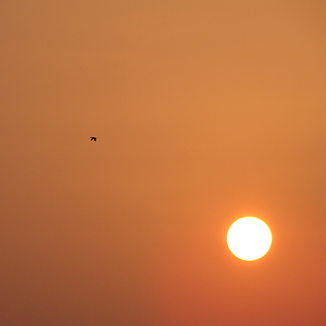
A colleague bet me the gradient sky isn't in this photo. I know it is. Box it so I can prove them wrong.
[1,1,326,325]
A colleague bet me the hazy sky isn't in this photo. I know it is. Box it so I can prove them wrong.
[1,1,326,325]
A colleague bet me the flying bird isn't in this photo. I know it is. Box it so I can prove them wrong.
[90,137,97,141]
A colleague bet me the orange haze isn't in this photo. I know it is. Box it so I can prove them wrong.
[1,1,326,325]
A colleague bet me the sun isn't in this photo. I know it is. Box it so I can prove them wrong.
[227,217,272,261]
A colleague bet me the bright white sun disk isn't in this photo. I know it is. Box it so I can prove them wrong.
[227,217,272,261]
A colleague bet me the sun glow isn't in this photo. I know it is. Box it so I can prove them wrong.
[227,217,272,261]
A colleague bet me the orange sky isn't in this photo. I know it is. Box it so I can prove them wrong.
[1,0,326,325]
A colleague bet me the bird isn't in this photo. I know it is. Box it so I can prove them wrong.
[90,137,97,141]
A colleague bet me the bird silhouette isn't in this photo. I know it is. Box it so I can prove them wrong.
[90,137,97,141]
